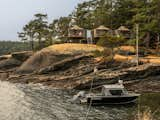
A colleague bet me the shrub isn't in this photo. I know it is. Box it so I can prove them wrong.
[96,35,127,61]
[97,35,126,48]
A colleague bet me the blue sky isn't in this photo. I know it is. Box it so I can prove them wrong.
[0,0,86,41]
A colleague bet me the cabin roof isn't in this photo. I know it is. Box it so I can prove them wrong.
[102,84,124,89]
[117,26,130,31]
[70,25,83,30]
[95,25,110,30]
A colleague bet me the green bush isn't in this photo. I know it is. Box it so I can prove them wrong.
[97,35,126,48]
[0,41,31,55]
[93,48,111,57]
[93,48,113,63]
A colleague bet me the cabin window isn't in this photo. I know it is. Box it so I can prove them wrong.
[109,90,123,96]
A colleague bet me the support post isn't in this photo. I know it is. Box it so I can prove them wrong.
[157,34,160,56]
[136,24,139,67]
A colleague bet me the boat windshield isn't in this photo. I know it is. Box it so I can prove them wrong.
[109,89,123,96]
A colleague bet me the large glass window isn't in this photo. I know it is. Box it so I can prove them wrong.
[109,90,123,96]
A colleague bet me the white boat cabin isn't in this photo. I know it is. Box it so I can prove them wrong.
[101,84,128,96]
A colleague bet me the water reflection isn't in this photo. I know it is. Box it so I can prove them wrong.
[0,81,159,120]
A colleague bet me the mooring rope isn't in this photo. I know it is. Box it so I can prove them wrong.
[84,67,97,120]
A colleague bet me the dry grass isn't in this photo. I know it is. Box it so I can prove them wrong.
[137,109,153,120]
[114,54,160,64]
[44,43,104,54]
[114,46,136,53]
[16,44,160,73]
[146,57,160,64]
[114,54,134,62]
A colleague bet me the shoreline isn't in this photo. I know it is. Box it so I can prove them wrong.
[0,44,160,93]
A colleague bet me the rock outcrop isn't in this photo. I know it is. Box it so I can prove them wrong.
[11,51,33,62]
[16,43,104,74]
[0,44,160,92]
[0,51,33,71]
[0,58,22,70]
[6,55,160,92]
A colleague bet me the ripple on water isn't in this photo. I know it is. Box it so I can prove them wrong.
[0,81,159,120]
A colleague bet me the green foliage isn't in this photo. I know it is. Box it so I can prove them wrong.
[72,0,160,48]
[126,39,145,47]
[126,39,136,46]
[72,0,113,29]
[52,39,65,44]
[93,48,110,57]
[0,41,31,56]
[112,0,136,28]
[19,13,54,50]
[93,48,113,62]
[19,0,160,49]
[97,35,126,48]
[96,35,126,61]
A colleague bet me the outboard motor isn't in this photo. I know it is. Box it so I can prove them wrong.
[118,80,123,85]
[71,91,86,103]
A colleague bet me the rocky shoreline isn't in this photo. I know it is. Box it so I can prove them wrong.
[0,44,160,93]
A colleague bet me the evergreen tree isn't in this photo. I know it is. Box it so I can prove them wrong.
[19,0,160,49]
[23,20,36,50]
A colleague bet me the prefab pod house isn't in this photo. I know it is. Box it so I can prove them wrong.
[68,25,86,43]
[116,26,131,39]
[92,25,111,43]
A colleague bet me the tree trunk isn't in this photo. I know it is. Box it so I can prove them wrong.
[156,34,160,55]
[144,32,150,48]
[38,35,42,50]
[30,36,34,51]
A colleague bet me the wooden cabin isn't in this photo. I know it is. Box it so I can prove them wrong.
[92,25,111,43]
[68,25,86,43]
[116,26,130,39]
[93,25,110,38]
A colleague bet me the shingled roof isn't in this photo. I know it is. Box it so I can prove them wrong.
[96,25,110,30]
[70,25,83,30]
[117,26,130,31]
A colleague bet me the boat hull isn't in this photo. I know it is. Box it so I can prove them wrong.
[87,95,139,105]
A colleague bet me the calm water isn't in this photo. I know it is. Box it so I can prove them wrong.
[0,81,159,120]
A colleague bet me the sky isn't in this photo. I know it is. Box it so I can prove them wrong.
[0,0,86,41]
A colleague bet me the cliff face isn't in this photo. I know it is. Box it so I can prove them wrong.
[0,44,160,92]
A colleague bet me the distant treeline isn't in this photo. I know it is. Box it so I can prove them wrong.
[0,41,31,56]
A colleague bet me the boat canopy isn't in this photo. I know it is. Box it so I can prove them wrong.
[102,85,125,96]
[102,84,124,89]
